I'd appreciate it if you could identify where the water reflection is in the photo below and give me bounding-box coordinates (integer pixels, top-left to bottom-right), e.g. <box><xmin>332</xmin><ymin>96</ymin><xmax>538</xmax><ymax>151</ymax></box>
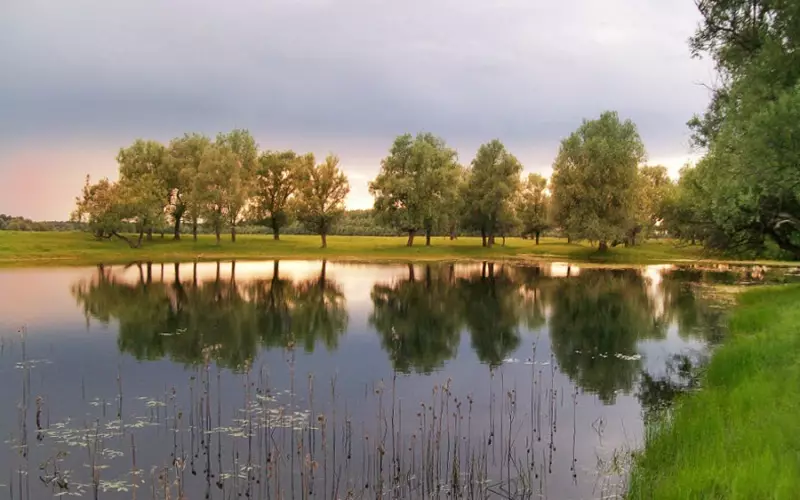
<box><xmin>71</xmin><ymin>260</ymin><xmax>347</xmax><ymax>369</ymax></box>
<box><xmin>549</xmin><ymin>269</ymin><xmax>664</xmax><ymax>404</ymax></box>
<box><xmin>69</xmin><ymin>260</ymin><xmax>767</xmax><ymax>402</ymax></box>
<box><xmin>2</xmin><ymin>260</ymin><xmax>796</xmax><ymax>499</ymax></box>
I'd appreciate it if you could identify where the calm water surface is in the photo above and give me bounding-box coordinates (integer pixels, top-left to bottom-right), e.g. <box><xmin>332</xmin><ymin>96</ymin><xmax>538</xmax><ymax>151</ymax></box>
<box><xmin>0</xmin><ymin>260</ymin><xmax>791</xmax><ymax>499</ymax></box>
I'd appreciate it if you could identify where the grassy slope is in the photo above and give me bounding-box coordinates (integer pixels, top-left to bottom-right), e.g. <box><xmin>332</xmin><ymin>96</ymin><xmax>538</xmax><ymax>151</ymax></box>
<box><xmin>628</xmin><ymin>285</ymin><xmax>800</xmax><ymax>499</ymax></box>
<box><xmin>0</xmin><ymin>230</ymin><xmax>722</xmax><ymax>266</ymax></box>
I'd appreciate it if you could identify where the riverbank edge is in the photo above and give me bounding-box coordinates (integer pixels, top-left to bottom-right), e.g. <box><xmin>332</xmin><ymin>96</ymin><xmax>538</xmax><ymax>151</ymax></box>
<box><xmin>627</xmin><ymin>284</ymin><xmax>800</xmax><ymax>499</ymax></box>
<box><xmin>1</xmin><ymin>232</ymin><xmax>796</xmax><ymax>268</ymax></box>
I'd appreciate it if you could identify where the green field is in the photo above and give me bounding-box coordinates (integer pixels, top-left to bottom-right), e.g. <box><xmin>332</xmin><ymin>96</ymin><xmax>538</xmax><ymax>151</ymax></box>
<box><xmin>0</xmin><ymin>230</ymin><xmax>736</xmax><ymax>267</ymax></box>
<box><xmin>628</xmin><ymin>285</ymin><xmax>800</xmax><ymax>499</ymax></box>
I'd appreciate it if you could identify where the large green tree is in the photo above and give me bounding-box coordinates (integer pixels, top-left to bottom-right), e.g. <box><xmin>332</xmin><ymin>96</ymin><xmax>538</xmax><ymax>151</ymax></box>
<box><xmin>167</xmin><ymin>133</ymin><xmax>211</xmax><ymax>240</ymax></box>
<box><xmin>250</xmin><ymin>150</ymin><xmax>310</xmax><ymax>240</ymax></box>
<box><xmin>215</xmin><ymin>129</ymin><xmax>258</xmax><ymax>241</ymax></box>
<box><xmin>462</xmin><ymin>140</ymin><xmax>522</xmax><ymax>247</ymax></box>
<box><xmin>517</xmin><ymin>173</ymin><xmax>549</xmax><ymax>244</ymax></box>
<box><xmin>370</xmin><ymin>133</ymin><xmax>461</xmax><ymax>246</ymax></box>
<box><xmin>677</xmin><ymin>0</ymin><xmax>800</xmax><ymax>258</ymax></box>
<box><xmin>295</xmin><ymin>154</ymin><xmax>350</xmax><ymax>248</ymax></box>
<box><xmin>550</xmin><ymin>111</ymin><xmax>646</xmax><ymax>250</ymax></box>
<box><xmin>627</xmin><ymin>165</ymin><xmax>674</xmax><ymax>245</ymax></box>
<box><xmin>195</xmin><ymin>144</ymin><xmax>245</xmax><ymax>244</ymax></box>
<box><xmin>116</xmin><ymin>139</ymin><xmax>170</xmax><ymax>240</ymax></box>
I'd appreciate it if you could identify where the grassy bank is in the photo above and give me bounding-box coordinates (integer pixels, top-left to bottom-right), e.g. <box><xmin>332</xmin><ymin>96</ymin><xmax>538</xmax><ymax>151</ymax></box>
<box><xmin>0</xmin><ymin>230</ymin><xmax>724</xmax><ymax>267</ymax></box>
<box><xmin>628</xmin><ymin>285</ymin><xmax>800</xmax><ymax>499</ymax></box>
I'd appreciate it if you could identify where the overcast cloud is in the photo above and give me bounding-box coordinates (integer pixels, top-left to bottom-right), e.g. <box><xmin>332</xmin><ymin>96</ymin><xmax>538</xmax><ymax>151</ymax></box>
<box><xmin>0</xmin><ymin>0</ymin><xmax>713</xmax><ymax>220</ymax></box>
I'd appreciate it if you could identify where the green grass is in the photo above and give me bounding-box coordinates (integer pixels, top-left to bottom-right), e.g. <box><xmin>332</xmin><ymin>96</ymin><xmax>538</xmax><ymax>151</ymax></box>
<box><xmin>0</xmin><ymin>230</ymin><xmax>779</xmax><ymax>267</ymax></box>
<box><xmin>628</xmin><ymin>285</ymin><xmax>800</xmax><ymax>499</ymax></box>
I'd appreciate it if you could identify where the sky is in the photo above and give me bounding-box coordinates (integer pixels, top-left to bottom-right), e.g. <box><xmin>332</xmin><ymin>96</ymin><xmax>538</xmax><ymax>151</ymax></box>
<box><xmin>0</xmin><ymin>0</ymin><xmax>714</xmax><ymax>221</ymax></box>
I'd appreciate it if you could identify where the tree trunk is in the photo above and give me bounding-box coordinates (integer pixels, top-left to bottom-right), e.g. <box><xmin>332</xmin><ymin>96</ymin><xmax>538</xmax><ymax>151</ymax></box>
<box><xmin>192</xmin><ymin>220</ymin><xmax>198</xmax><ymax>242</ymax></box>
<box><xmin>406</xmin><ymin>230</ymin><xmax>416</xmax><ymax>247</ymax></box>
<box><xmin>481</xmin><ymin>228</ymin><xmax>487</xmax><ymax>247</ymax></box>
<box><xmin>160</xmin><ymin>230</ymin><xmax>164</xmax><ymax>239</ymax></box>
<box><xmin>273</xmin><ymin>224</ymin><xmax>280</xmax><ymax>240</ymax></box>
<box><xmin>535</xmin><ymin>232</ymin><xmax>540</xmax><ymax>245</ymax></box>
<box><xmin>502</xmin><ymin>235</ymin><xmax>506</xmax><ymax>246</ymax></box>
<box><xmin>146</xmin><ymin>228</ymin><xmax>153</xmax><ymax>241</ymax></box>
<box><xmin>215</xmin><ymin>225</ymin><xmax>221</xmax><ymax>245</ymax></box>
<box><xmin>321</xmin><ymin>231</ymin><xmax>327</xmax><ymax>248</ymax></box>
<box><xmin>231</xmin><ymin>225</ymin><xmax>236</xmax><ymax>242</ymax></box>
<box><xmin>567</xmin><ymin>235</ymin><xmax>572</xmax><ymax>244</ymax></box>
<box><xmin>425</xmin><ymin>228</ymin><xmax>431</xmax><ymax>246</ymax></box>
<box><xmin>174</xmin><ymin>217</ymin><xmax>182</xmax><ymax>240</ymax></box>
<box><xmin>449</xmin><ymin>224</ymin><xmax>456</xmax><ymax>240</ymax></box>
<box><xmin>111</xmin><ymin>230</ymin><xmax>144</xmax><ymax>248</ymax></box>
<box><xmin>598</xmin><ymin>240</ymin><xmax>609</xmax><ymax>251</ymax></box>
<box><xmin>487</xmin><ymin>233</ymin><xmax>495</xmax><ymax>248</ymax></box>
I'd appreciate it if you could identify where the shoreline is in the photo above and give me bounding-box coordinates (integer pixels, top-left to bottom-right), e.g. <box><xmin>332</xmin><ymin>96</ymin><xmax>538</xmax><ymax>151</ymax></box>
<box><xmin>1</xmin><ymin>231</ymin><xmax>797</xmax><ymax>268</ymax></box>
<box><xmin>627</xmin><ymin>284</ymin><xmax>800</xmax><ymax>498</ymax></box>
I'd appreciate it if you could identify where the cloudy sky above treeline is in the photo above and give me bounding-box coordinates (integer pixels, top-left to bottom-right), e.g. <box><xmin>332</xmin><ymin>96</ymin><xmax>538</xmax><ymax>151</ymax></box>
<box><xmin>0</xmin><ymin>0</ymin><xmax>714</xmax><ymax>220</ymax></box>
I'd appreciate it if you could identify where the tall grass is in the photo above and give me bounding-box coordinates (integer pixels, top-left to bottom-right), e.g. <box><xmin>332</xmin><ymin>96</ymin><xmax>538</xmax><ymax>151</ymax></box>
<box><xmin>628</xmin><ymin>285</ymin><xmax>800</xmax><ymax>499</ymax></box>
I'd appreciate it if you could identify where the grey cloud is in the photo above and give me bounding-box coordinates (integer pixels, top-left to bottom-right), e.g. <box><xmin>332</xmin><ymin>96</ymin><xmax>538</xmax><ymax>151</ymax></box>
<box><xmin>1</xmin><ymin>0</ymin><xmax>712</xmax><ymax>157</ymax></box>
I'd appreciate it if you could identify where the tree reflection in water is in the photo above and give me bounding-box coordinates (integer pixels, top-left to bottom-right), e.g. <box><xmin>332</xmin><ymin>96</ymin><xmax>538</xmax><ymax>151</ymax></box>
<box><xmin>72</xmin><ymin>260</ymin><xmax>737</xmax><ymax>401</ymax></box>
<box><xmin>72</xmin><ymin>260</ymin><xmax>347</xmax><ymax>369</ymax></box>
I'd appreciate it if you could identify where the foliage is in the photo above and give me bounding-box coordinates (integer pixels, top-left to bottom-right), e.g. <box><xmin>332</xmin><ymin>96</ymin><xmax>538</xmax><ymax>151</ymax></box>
<box><xmin>550</xmin><ymin>111</ymin><xmax>646</xmax><ymax>249</ymax></box>
<box><xmin>214</xmin><ymin>129</ymin><xmax>259</xmax><ymax>239</ymax></box>
<box><xmin>370</xmin><ymin>133</ymin><xmax>461</xmax><ymax>246</ymax></box>
<box><xmin>516</xmin><ymin>173</ymin><xmax>549</xmax><ymax>244</ymax></box>
<box><xmin>462</xmin><ymin>140</ymin><xmax>523</xmax><ymax>246</ymax></box>
<box><xmin>167</xmin><ymin>133</ymin><xmax>212</xmax><ymax>239</ymax></box>
<box><xmin>673</xmin><ymin>0</ymin><xmax>800</xmax><ymax>258</ymax></box>
<box><xmin>250</xmin><ymin>150</ymin><xmax>311</xmax><ymax>239</ymax></box>
<box><xmin>294</xmin><ymin>154</ymin><xmax>350</xmax><ymax>248</ymax></box>
<box><xmin>194</xmin><ymin>144</ymin><xmax>245</xmax><ymax>243</ymax></box>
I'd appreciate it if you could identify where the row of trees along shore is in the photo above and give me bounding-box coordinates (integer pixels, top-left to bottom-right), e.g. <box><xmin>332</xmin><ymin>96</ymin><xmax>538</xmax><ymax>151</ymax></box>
<box><xmin>73</xmin><ymin>112</ymin><xmax>676</xmax><ymax>249</ymax></box>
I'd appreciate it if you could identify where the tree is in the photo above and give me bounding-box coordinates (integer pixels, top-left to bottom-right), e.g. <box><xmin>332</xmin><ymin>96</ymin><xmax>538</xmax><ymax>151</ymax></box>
<box><xmin>462</xmin><ymin>140</ymin><xmax>523</xmax><ymax>247</ymax></box>
<box><xmin>550</xmin><ymin>111</ymin><xmax>646</xmax><ymax>250</ymax></box>
<box><xmin>295</xmin><ymin>154</ymin><xmax>350</xmax><ymax>248</ymax></box>
<box><xmin>370</xmin><ymin>133</ymin><xmax>461</xmax><ymax>246</ymax></box>
<box><xmin>370</xmin><ymin>264</ymin><xmax>462</xmax><ymax>373</ymax></box>
<box><xmin>215</xmin><ymin>129</ymin><xmax>258</xmax><ymax>241</ymax></box>
<box><xmin>116</xmin><ymin>139</ymin><xmax>170</xmax><ymax>240</ymax></box>
<box><xmin>194</xmin><ymin>144</ymin><xmax>245</xmax><ymax>244</ymax></box>
<box><xmin>517</xmin><ymin>173</ymin><xmax>549</xmax><ymax>244</ymax></box>
<box><xmin>167</xmin><ymin>133</ymin><xmax>211</xmax><ymax>240</ymax></box>
<box><xmin>251</xmin><ymin>150</ymin><xmax>309</xmax><ymax>240</ymax></box>
<box><xmin>72</xmin><ymin>173</ymin><xmax>164</xmax><ymax>248</ymax></box>
<box><xmin>627</xmin><ymin>165</ymin><xmax>673</xmax><ymax>246</ymax></box>
<box><xmin>679</xmin><ymin>1</ymin><xmax>800</xmax><ymax>258</ymax></box>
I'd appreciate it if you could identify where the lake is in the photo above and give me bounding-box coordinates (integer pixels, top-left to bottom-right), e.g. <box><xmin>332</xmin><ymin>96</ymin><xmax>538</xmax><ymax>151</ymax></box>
<box><xmin>0</xmin><ymin>260</ymin><xmax>792</xmax><ymax>499</ymax></box>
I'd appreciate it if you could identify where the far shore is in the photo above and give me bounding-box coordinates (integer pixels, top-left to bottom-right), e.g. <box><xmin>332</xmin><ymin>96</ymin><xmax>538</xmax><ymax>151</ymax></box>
<box><xmin>1</xmin><ymin>231</ymin><xmax>797</xmax><ymax>268</ymax></box>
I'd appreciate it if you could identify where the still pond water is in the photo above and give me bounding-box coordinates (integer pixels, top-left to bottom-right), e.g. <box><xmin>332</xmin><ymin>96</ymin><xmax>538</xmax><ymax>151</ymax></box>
<box><xmin>0</xmin><ymin>260</ymin><xmax>793</xmax><ymax>499</ymax></box>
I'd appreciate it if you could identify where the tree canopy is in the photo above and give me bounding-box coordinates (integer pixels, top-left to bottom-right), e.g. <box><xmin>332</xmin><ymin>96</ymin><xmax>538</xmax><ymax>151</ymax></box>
<box><xmin>550</xmin><ymin>111</ymin><xmax>646</xmax><ymax>250</ymax></box>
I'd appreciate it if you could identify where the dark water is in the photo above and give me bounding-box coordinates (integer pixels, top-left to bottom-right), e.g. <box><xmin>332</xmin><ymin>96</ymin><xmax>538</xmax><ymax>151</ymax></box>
<box><xmin>0</xmin><ymin>260</ymin><xmax>792</xmax><ymax>499</ymax></box>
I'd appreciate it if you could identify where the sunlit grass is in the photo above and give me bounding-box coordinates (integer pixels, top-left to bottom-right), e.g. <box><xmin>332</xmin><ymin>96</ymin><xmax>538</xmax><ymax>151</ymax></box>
<box><xmin>628</xmin><ymin>284</ymin><xmax>800</xmax><ymax>499</ymax></box>
<box><xmin>0</xmin><ymin>230</ymin><xmax>760</xmax><ymax>267</ymax></box>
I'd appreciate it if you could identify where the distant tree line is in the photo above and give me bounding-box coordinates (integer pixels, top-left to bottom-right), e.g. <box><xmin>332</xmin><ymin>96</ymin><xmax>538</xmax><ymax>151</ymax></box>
<box><xmin>70</xmin><ymin>119</ymin><xmax>675</xmax><ymax>249</ymax></box>
<box><xmin>0</xmin><ymin>214</ymin><xmax>84</xmax><ymax>232</ymax></box>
